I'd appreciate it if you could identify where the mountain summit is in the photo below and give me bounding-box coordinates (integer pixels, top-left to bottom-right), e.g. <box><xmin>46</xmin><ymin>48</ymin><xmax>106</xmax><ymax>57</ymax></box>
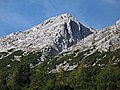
<box><xmin>0</xmin><ymin>13</ymin><xmax>92</xmax><ymax>57</ymax></box>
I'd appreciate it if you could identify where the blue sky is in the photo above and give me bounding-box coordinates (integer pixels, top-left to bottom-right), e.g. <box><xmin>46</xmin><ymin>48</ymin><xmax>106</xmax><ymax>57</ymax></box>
<box><xmin>0</xmin><ymin>0</ymin><xmax>120</xmax><ymax>37</ymax></box>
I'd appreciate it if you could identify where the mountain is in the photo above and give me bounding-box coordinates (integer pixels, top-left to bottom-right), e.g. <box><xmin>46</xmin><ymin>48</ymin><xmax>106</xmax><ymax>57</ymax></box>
<box><xmin>0</xmin><ymin>13</ymin><xmax>92</xmax><ymax>57</ymax></box>
<box><xmin>0</xmin><ymin>13</ymin><xmax>120</xmax><ymax>90</ymax></box>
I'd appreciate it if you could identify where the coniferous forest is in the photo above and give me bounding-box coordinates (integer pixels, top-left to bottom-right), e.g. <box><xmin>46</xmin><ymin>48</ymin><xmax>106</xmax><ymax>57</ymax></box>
<box><xmin>0</xmin><ymin>49</ymin><xmax>120</xmax><ymax>90</ymax></box>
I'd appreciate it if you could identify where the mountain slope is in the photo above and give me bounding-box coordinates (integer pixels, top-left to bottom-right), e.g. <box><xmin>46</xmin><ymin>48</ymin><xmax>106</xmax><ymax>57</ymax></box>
<box><xmin>0</xmin><ymin>13</ymin><xmax>120</xmax><ymax>90</ymax></box>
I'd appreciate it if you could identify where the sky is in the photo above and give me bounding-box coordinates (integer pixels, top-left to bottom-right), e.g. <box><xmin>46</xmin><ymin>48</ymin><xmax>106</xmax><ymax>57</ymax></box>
<box><xmin>0</xmin><ymin>0</ymin><xmax>120</xmax><ymax>37</ymax></box>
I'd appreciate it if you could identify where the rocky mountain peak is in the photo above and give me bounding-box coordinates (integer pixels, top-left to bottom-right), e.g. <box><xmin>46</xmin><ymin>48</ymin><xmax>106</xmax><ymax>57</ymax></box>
<box><xmin>59</xmin><ymin>13</ymin><xmax>72</xmax><ymax>18</ymax></box>
<box><xmin>0</xmin><ymin>13</ymin><xmax>93</xmax><ymax>57</ymax></box>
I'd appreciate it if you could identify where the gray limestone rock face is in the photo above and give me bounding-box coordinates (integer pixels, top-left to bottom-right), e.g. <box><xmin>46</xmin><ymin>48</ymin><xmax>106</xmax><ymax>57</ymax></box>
<box><xmin>0</xmin><ymin>13</ymin><xmax>93</xmax><ymax>57</ymax></box>
<box><xmin>62</xmin><ymin>19</ymin><xmax>120</xmax><ymax>54</ymax></box>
